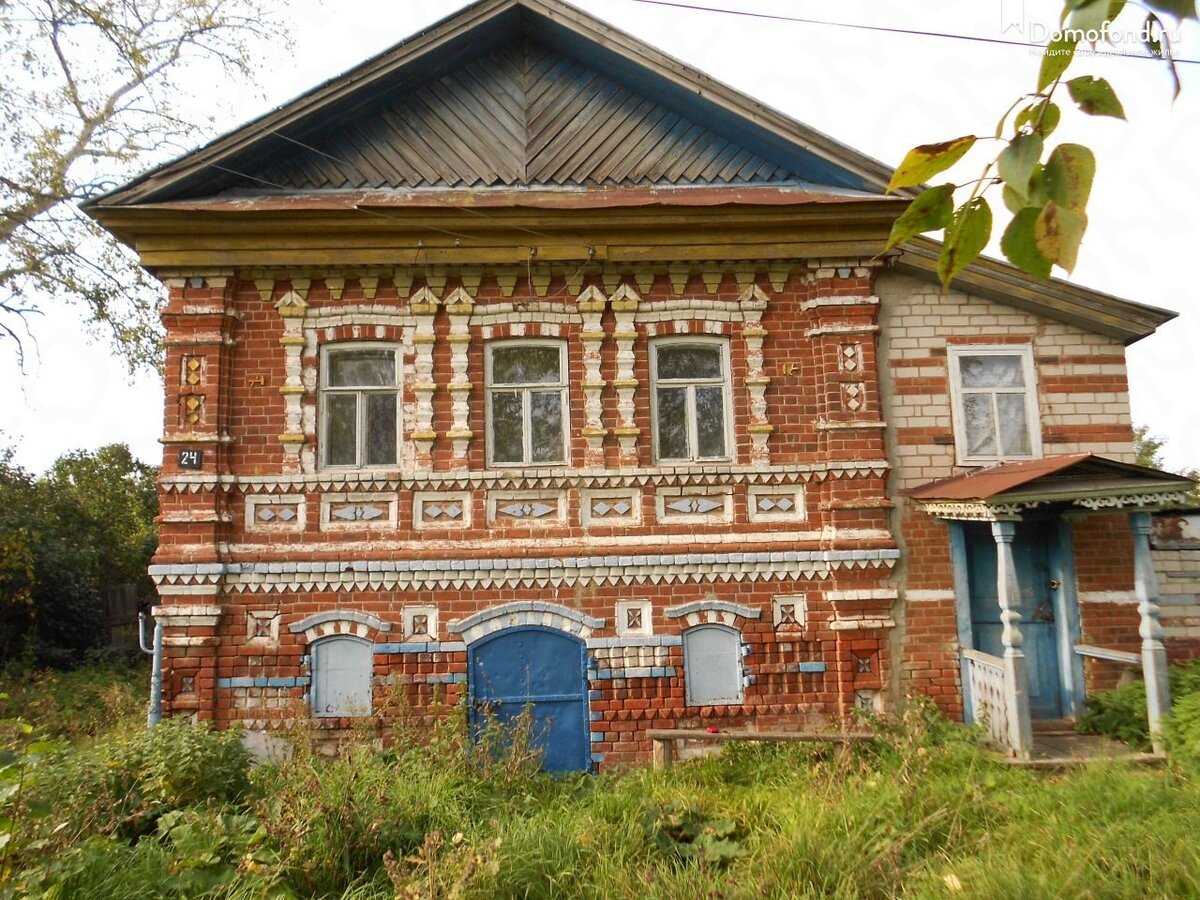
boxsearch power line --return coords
[628,0,1200,65]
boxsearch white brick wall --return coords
[876,272,1136,492]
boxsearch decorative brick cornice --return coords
[150,548,898,594]
[157,460,891,494]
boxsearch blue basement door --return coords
[965,521,1063,719]
[468,627,590,772]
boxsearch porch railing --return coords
[962,649,1012,752]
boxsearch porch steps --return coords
[1000,727,1167,770]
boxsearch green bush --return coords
[1166,692,1200,770]
[1079,658,1200,750]
[32,718,251,844]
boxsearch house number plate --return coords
[178,449,203,470]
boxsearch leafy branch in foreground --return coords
[884,0,1196,288]
[0,0,286,370]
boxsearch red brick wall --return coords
[151,263,899,768]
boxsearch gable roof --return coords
[84,0,1176,346]
[905,453,1196,508]
[91,0,900,207]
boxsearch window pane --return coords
[491,391,524,463]
[529,391,564,463]
[656,344,722,381]
[328,350,395,387]
[325,393,358,466]
[364,393,397,466]
[695,386,727,458]
[996,394,1032,455]
[656,387,688,459]
[962,393,997,457]
[959,355,1023,389]
[684,626,741,705]
[492,345,562,385]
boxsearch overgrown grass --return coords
[0,659,146,741]
[5,665,1200,898]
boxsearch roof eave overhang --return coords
[910,483,1198,521]
[894,237,1177,345]
[88,193,907,271]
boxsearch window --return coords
[682,624,743,705]
[320,345,400,468]
[651,339,732,462]
[486,341,567,466]
[948,345,1042,466]
[310,636,372,717]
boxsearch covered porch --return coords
[906,453,1195,760]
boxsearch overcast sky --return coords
[1,0,1196,472]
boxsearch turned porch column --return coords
[992,520,1033,759]
[1130,511,1170,755]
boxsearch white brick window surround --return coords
[947,345,1042,466]
[319,344,401,469]
[485,339,569,466]
[650,337,733,463]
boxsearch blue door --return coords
[468,627,590,772]
[966,521,1063,719]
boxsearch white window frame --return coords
[649,336,733,464]
[484,339,569,467]
[682,623,744,706]
[319,343,402,471]
[947,344,1043,466]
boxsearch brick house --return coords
[87,0,1195,768]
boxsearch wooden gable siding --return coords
[250,39,795,191]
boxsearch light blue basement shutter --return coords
[683,625,743,705]
[311,636,373,716]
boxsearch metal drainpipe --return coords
[138,612,164,729]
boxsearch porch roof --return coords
[904,453,1196,520]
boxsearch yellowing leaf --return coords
[1035,200,1088,272]
[1002,207,1053,278]
[887,137,976,193]
[1067,76,1126,118]
[938,198,993,288]
[883,183,955,252]
[1042,143,1096,212]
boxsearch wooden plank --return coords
[435,70,525,176]
[587,104,669,183]
[659,129,723,183]
[548,91,654,184]
[529,78,625,180]
[370,111,447,186]
[1074,644,1140,665]
[407,92,501,184]
[344,121,423,187]
[642,123,706,182]
[601,110,683,183]
[682,135,731,183]
[527,73,615,166]
[645,729,874,741]
[422,77,519,182]
[379,107,473,186]
[134,239,890,269]
[455,61,525,149]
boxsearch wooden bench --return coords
[646,729,875,769]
